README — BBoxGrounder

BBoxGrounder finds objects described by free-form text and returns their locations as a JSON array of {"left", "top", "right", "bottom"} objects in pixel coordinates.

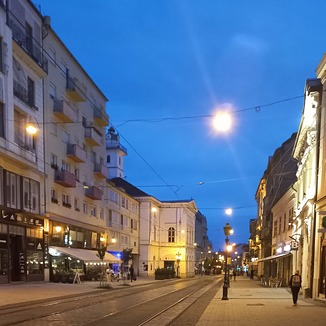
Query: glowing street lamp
[
  {"left": 213, "top": 112, "right": 232, "bottom": 132},
  {"left": 225, "top": 208, "right": 233, "bottom": 216}
]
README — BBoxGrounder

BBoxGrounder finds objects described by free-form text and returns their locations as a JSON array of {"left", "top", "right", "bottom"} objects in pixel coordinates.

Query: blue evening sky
[{"left": 36, "top": 0, "right": 325, "bottom": 250}]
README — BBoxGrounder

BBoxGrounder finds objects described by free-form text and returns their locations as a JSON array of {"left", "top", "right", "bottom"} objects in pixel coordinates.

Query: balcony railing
[
  {"left": 66, "top": 77, "right": 86, "bottom": 102},
  {"left": 84, "top": 124, "right": 102, "bottom": 146},
  {"left": 54, "top": 170, "right": 77, "bottom": 188},
  {"left": 85, "top": 186, "right": 102, "bottom": 200},
  {"left": 53, "top": 100, "right": 77, "bottom": 122},
  {"left": 94, "top": 163, "right": 108, "bottom": 179},
  {"left": 8, "top": 14, "right": 48, "bottom": 73},
  {"left": 67, "top": 144, "right": 86, "bottom": 163},
  {"left": 106, "top": 139, "right": 128, "bottom": 154},
  {"left": 93, "top": 106, "right": 109, "bottom": 126},
  {"left": 13, "top": 80, "right": 37, "bottom": 109}
]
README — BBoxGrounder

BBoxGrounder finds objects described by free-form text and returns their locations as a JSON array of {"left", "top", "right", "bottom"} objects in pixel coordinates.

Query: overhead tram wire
[
  {"left": 116, "top": 126, "right": 180, "bottom": 199},
  {"left": 114, "top": 95, "right": 305, "bottom": 127}
]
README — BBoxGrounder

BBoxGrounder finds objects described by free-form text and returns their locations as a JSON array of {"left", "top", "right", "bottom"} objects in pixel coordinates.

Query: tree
[
  {"left": 120, "top": 248, "right": 133, "bottom": 284},
  {"left": 97, "top": 245, "right": 107, "bottom": 287}
]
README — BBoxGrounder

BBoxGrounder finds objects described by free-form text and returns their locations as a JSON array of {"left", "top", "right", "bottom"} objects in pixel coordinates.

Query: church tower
[{"left": 106, "top": 127, "right": 128, "bottom": 179}]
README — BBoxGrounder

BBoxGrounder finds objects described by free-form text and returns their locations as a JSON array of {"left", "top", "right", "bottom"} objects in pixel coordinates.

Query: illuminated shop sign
[{"left": 0, "top": 210, "right": 43, "bottom": 227}]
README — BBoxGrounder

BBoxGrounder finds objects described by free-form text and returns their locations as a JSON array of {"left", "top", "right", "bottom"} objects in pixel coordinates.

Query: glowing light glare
[
  {"left": 26, "top": 124, "right": 38, "bottom": 134},
  {"left": 213, "top": 112, "right": 232, "bottom": 132},
  {"left": 225, "top": 208, "right": 233, "bottom": 216},
  {"left": 226, "top": 244, "right": 233, "bottom": 252}
]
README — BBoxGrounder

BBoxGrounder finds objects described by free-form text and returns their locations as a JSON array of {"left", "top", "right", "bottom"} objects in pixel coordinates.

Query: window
[
  {"left": 0, "top": 102, "right": 4, "bottom": 138},
  {"left": 49, "top": 83, "right": 56, "bottom": 99},
  {"left": 50, "top": 119, "right": 57, "bottom": 136},
  {"left": 62, "top": 128, "right": 70, "bottom": 144},
  {"left": 5, "top": 171, "right": 20, "bottom": 209},
  {"left": 14, "top": 110, "right": 35, "bottom": 150},
  {"left": 62, "top": 194, "right": 71, "bottom": 208},
  {"left": 90, "top": 205, "right": 96, "bottom": 217},
  {"left": 25, "top": 23, "right": 33, "bottom": 53},
  {"left": 273, "top": 221, "right": 277, "bottom": 237},
  {"left": 74, "top": 198, "right": 80, "bottom": 211},
  {"left": 107, "top": 155, "right": 110, "bottom": 163},
  {"left": 83, "top": 201, "right": 87, "bottom": 214},
  {"left": 51, "top": 188, "right": 58, "bottom": 203},
  {"left": 283, "top": 213, "right": 287, "bottom": 232},
  {"left": 278, "top": 217, "right": 281, "bottom": 235},
  {"left": 0, "top": 37, "right": 3, "bottom": 73},
  {"left": 100, "top": 208, "right": 104, "bottom": 220},
  {"left": 48, "top": 46, "right": 56, "bottom": 65},
  {"left": 62, "top": 160, "right": 70, "bottom": 172},
  {"left": 82, "top": 115, "right": 87, "bottom": 127},
  {"left": 91, "top": 151, "right": 96, "bottom": 163},
  {"left": 107, "top": 209, "right": 113, "bottom": 226},
  {"left": 50, "top": 154, "right": 58, "bottom": 169},
  {"left": 75, "top": 168, "right": 80, "bottom": 181},
  {"left": 27, "top": 77, "right": 35, "bottom": 108},
  {"left": 61, "top": 60, "right": 67, "bottom": 78},
  {"left": 168, "top": 227, "right": 175, "bottom": 243}
]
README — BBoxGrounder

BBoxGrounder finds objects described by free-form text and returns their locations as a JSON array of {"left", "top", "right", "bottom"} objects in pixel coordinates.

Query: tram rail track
[{"left": 0, "top": 277, "right": 222, "bottom": 326}]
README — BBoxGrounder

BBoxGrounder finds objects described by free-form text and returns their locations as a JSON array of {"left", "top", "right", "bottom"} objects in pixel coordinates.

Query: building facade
[{"left": 0, "top": 0, "right": 47, "bottom": 284}]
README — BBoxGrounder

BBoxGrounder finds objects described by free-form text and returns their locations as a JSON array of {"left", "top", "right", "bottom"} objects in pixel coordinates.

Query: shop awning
[
  {"left": 49, "top": 246, "right": 121, "bottom": 264},
  {"left": 257, "top": 252, "right": 292, "bottom": 263}
]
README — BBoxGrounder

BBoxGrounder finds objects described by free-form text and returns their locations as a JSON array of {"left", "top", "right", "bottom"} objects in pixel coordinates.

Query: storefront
[
  {"left": 257, "top": 252, "right": 292, "bottom": 286},
  {"left": 49, "top": 246, "right": 120, "bottom": 282},
  {"left": 0, "top": 211, "right": 44, "bottom": 284}
]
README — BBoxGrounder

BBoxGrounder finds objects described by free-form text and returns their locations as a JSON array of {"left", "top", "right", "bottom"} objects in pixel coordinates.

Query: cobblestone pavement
[{"left": 196, "top": 276, "right": 326, "bottom": 326}]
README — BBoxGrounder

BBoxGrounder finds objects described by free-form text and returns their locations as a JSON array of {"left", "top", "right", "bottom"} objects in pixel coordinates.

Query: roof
[{"left": 109, "top": 178, "right": 151, "bottom": 197}]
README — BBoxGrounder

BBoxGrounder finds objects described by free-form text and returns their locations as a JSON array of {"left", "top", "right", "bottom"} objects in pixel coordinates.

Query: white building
[{"left": 0, "top": 0, "right": 47, "bottom": 284}]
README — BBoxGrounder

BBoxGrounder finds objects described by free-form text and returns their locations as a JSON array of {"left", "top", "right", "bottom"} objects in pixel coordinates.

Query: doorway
[{"left": 10, "top": 234, "right": 25, "bottom": 282}]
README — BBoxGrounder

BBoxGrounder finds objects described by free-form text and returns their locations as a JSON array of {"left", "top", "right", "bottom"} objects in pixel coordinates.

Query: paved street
[{"left": 0, "top": 276, "right": 325, "bottom": 325}]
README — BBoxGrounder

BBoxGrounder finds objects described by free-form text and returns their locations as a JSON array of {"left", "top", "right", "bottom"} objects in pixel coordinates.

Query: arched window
[
  {"left": 106, "top": 155, "right": 111, "bottom": 163},
  {"left": 168, "top": 227, "right": 175, "bottom": 243}
]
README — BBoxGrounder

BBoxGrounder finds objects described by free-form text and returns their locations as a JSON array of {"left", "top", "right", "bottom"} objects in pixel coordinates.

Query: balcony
[
  {"left": 54, "top": 170, "right": 77, "bottom": 188},
  {"left": 94, "top": 163, "right": 108, "bottom": 179},
  {"left": 67, "top": 144, "right": 86, "bottom": 163},
  {"left": 53, "top": 100, "right": 77, "bottom": 122},
  {"left": 85, "top": 186, "right": 102, "bottom": 200},
  {"left": 8, "top": 15, "right": 48, "bottom": 75},
  {"left": 13, "top": 80, "right": 37, "bottom": 110},
  {"left": 84, "top": 125, "right": 102, "bottom": 146},
  {"left": 66, "top": 77, "right": 86, "bottom": 102},
  {"left": 93, "top": 106, "right": 109, "bottom": 127}
]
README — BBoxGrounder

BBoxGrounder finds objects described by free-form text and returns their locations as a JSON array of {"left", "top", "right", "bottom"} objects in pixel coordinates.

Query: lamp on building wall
[
  {"left": 26, "top": 117, "right": 41, "bottom": 135},
  {"left": 222, "top": 222, "right": 233, "bottom": 300}
]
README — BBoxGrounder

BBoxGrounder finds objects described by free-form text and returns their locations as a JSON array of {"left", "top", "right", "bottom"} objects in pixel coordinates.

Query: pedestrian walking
[
  {"left": 232, "top": 269, "right": 237, "bottom": 281},
  {"left": 129, "top": 265, "right": 135, "bottom": 282},
  {"left": 289, "top": 270, "right": 301, "bottom": 306},
  {"left": 106, "top": 265, "right": 114, "bottom": 283}
]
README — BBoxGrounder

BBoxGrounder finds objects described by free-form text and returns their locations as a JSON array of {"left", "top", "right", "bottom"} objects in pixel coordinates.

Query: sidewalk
[
  {"left": 196, "top": 276, "right": 326, "bottom": 326},
  {"left": 0, "top": 276, "right": 156, "bottom": 307}
]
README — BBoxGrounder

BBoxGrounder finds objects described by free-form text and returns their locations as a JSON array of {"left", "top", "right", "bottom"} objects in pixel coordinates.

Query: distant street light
[{"left": 222, "top": 222, "right": 233, "bottom": 300}]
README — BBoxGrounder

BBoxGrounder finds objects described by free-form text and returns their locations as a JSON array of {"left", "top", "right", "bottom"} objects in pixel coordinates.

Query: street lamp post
[{"left": 222, "top": 222, "right": 233, "bottom": 300}]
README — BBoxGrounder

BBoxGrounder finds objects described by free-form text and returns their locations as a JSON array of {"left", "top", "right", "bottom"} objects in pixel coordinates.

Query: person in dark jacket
[
  {"left": 129, "top": 265, "right": 134, "bottom": 282},
  {"left": 289, "top": 270, "right": 301, "bottom": 305}
]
